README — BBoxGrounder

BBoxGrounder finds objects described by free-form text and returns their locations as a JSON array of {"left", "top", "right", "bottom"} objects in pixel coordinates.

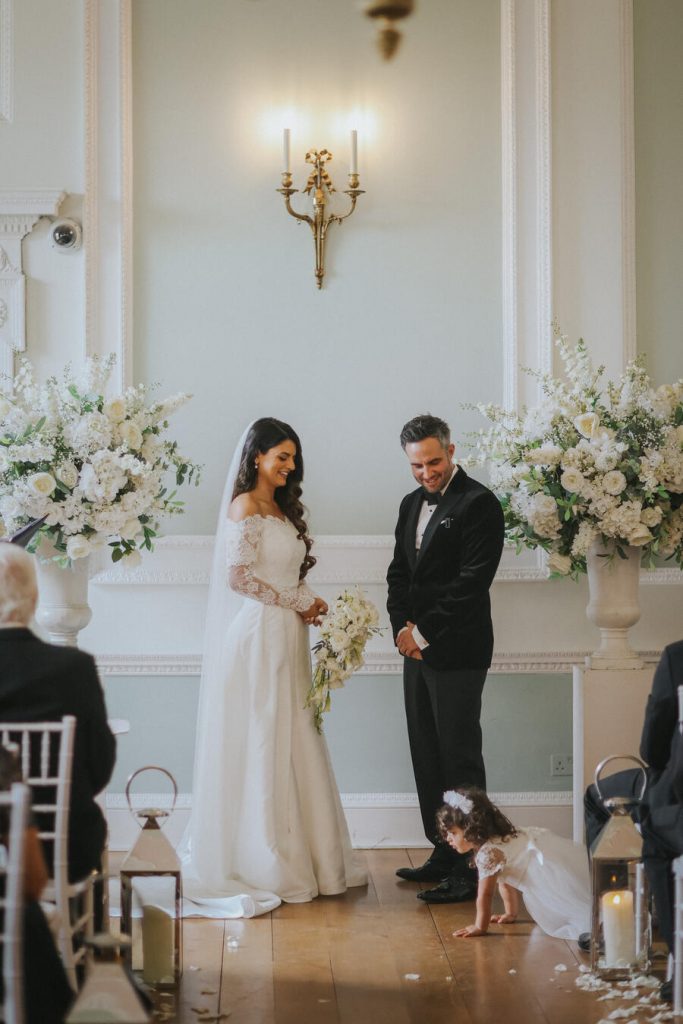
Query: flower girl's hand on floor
[{"left": 453, "top": 924, "right": 487, "bottom": 938}]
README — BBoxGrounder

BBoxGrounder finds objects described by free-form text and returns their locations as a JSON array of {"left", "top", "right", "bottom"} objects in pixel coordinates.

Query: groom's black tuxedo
[
  {"left": 0, "top": 628, "right": 116, "bottom": 883},
  {"left": 387, "top": 468, "right": 505, "bottom": 671},
  {"left": 387, "top": 468, "right": 504, "bottom": 874}
]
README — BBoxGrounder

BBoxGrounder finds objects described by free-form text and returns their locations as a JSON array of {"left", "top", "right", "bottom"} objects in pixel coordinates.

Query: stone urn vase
[
  {"left": 585, "top": 538, "right": 643, "bottom": 670},
  {"left": 34, "top": 538, "right": 92, "bottom": 647}
]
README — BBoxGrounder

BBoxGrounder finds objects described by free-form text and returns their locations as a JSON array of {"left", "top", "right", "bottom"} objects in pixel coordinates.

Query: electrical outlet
[{"left": 550, "top": 753, "right": 573, "bottom": 777}]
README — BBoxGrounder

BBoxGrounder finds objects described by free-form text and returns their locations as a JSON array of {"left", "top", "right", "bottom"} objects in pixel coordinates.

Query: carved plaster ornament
[{"left": 364, "top": 0, "right": 415, "bottom": 60}]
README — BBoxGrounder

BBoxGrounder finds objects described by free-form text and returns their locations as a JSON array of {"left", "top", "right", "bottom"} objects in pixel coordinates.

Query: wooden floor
[{"left": 140, "top": 849, "right": 667, "bottom": 1024}]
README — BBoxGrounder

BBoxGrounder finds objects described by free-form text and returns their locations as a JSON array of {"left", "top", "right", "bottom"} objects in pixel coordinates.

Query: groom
[{"left": 387, "top": 414, "right": 504, "bottom": 903}]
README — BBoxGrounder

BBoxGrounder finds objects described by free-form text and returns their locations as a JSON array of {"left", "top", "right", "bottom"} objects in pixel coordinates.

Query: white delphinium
[
  {"left": 0, "top": 354, "right": 200, "bottom": 564},
  {"left": 470, "top": 331, "right": 683, "bottom": 578}
]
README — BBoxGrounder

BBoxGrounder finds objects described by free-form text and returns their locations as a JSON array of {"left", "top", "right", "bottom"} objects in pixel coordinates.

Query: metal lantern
[
  {"left": 65, "top": 935, "right": 151, "bottom": 1023},
  {"left": 590, "top": 755, "right": 651, "bottom": 979},
  {"left": 120, "top": 767, "right": 183, "bottom": 987}
]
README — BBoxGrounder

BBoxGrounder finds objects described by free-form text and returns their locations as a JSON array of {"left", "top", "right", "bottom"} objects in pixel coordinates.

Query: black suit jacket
[
  {"left": 640, "top": 639, "right": 683, "bottom": 855},
  {"left": 387, "top": 468, "right": 505, "bottom": 671},
  {"left": 0, "top": 628, "right": 116, "bottom": 881}
]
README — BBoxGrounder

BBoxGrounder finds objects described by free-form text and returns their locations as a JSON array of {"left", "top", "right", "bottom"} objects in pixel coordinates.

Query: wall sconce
[{"left": 277, "top": 130, "right": 364, "bottom": 289}]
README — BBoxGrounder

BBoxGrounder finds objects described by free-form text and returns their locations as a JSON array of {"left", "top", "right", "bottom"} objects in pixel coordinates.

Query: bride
[{"left": 183, "top": 418, "right": 367, "bottom": 916}]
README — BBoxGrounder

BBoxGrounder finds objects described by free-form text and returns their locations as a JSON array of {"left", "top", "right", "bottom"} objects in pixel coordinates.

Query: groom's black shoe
[
  {"left": 417, "top": 875, "right": 478, "bottom": 904},
  {"left": 395, "top": 858, "right": 452, "bottom": 883}
]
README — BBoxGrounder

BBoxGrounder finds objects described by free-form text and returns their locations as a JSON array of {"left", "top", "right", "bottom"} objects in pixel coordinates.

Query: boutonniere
[{"left": 440, "top": 517, "right": 452, "bottom": 529}]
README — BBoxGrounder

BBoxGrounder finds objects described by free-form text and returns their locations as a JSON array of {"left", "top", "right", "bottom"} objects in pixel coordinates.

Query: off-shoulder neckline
[{"left": 227, "top": 512, "right": 291, "bottom": 527}]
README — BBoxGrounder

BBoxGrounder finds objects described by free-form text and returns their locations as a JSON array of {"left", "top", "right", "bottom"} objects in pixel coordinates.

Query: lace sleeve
[
  {"left": 226, "top": 517, "right": 316, "bottom": 613},
  {"left": 475, "top": 843, "right": 507, "bottom": 879}
]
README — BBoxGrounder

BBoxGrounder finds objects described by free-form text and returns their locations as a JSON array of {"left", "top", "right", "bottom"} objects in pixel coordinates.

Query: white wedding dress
[{"left": 182, "top": 513, "right": 367, "bottom": 917}]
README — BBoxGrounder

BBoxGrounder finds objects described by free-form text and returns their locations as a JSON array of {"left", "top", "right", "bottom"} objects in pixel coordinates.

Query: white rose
[
  {"left": 560, "top": 468, "right": 585, "bottom": 493},
  {"left": 119, "top": 518, "right": 141, "bottom": 541},
  {"left": 574, "top": 412, "right": 600, "bottom": 439},
  {"left": 547, "top": 551, "right": 572, "bottom": 576},
  {"left": 66, "top": 535, "right": 91, "bottom": 560},
  {"left": 627, "top": 524, "right": 653, "bottom": 547},
  {"left": 123, "top": 549, "right": 142, "bottom": 568},
  {"left": 525, "top": 445, "right": 563, "bottom": 466},
  {"left": 104, "top": 397, "right": 127, "bottom": 423},
  {"left": 641, "top": 506, "right": 663, "bottom": 528},
  {"left": 532, "top": 493, "right": 558, "bottom": 517},
  {"left": 119, "top": 421, "right": 143, "bottom": 450},
  {"left": 28, "top": 472, "right": 56, "bottom": 497},
  {"left": 590, "top": 425, "right": 616, "bottom": 445},
  {"left": 87, "top": 533, "right": 107, "bottom": 549},
  {"left": 56, "top": 462, "right": 79, "bottom": 489},
  {"left": 602, "top": 470, "right": 627, "bottom": 496}
]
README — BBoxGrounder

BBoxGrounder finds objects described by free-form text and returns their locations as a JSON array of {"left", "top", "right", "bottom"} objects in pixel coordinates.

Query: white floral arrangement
[
  {"left": 0, "top": 355, "right": 200, "bottom": 565},
  {"left": 306, "top": 587, "right": 382, "bottom": 732},
  {"left": 470, "top": 331, "right": 683, "bottom": 578}
]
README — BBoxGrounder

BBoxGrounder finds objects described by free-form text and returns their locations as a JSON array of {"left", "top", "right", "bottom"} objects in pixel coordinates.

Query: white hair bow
[{"left": 443, "top": 790, "right": 473, "bottom": 814}]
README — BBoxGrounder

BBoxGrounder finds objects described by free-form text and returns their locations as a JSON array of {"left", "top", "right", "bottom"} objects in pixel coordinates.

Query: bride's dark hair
[{"left": 232, "top": 418, "right": 316, "bottom": 579}]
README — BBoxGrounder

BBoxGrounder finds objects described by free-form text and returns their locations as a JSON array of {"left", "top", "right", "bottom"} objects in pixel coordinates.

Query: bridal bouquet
[
  {"left": 470, "top": 332, "right": 683, "bottom": 578},
  {"left": 0, "top": 355, "right": 200, "bottom": 565},
  {"left": 306, "top": 587, "right": 382, "bottom": 732}
]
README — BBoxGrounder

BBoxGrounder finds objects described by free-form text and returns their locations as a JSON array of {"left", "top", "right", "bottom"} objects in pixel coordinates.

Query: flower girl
[{"left": 439, "top": 788, "right": 590, "bottom": 940}]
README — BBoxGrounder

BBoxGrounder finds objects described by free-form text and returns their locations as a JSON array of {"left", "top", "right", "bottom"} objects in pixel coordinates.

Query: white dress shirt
[{"left": 402, "top": 465, "right": 458, "bottom": 651}]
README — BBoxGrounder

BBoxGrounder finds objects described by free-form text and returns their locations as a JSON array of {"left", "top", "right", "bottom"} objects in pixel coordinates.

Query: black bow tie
[{"left": 423, "top": 490, "right": 440, "bottom": 507}]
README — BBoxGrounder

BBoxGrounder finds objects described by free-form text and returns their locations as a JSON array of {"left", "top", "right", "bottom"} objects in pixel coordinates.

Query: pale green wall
[
  {"left": 131, "top": 0, "right": 502, "bottom": 536},
  {"left": 634, "top": 0, "right": 683, "bottom": 382},
  {"left": 103, "top": 673, "right": 573, "bottom": 794}
]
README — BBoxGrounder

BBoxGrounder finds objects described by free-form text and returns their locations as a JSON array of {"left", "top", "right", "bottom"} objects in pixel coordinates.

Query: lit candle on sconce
[
  {"left": 601, "top": 890, "right": 636, "bottom": 967},
  {"left": 350, "top": 129, "right": 358, "bottom": 175},
  {"left": 282, "top": 128, "right": 291, "bottom": 174}
]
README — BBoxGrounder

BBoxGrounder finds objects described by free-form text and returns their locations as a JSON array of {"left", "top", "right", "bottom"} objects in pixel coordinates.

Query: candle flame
[{"left": 613, "top": 894, "right": 621, "bottom": 905}]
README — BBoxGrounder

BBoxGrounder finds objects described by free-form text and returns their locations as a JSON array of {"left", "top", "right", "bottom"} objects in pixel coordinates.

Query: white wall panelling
[
  {"left": 0, "top": 190, "right": 66, "bottom": 378},
  {"left": 0, "top": 0, "right": 12, "bottom": 124},
  {"left": 84, "top": 533, "right": 680, "bottom": 677},
  {"left": 500, "top": 0, "right": 552, "bottom": 412},
  {"left": 84, "top": 0, "right": 132, "bottom": 387}
]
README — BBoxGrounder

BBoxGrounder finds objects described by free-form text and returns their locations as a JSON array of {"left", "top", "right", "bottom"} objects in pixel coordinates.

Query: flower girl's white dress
[
  {"left": 183, "top": 514, "right": 367, "bottom": 917},
  {"left": 476, "top": 827, "right": 591, "bottom": 939}
]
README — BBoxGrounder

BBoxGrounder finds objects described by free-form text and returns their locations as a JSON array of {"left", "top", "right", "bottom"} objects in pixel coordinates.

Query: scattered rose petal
[
  {"left": 189, "top": 965, "right": 201, "bottom": 971},
  {"left": 554, "top": 963, "right": 568, "bottom": 972},
  {"left": 445, "top": 976, "right": 452, "bottom": 981},
  {"left": 404, "top": 974, "right": 420, "bottom": 981},
  {"left": 226, "top": 937, "right": 240, "bottom": 949},
  {"left": 508, "top": 969, "right": 517, "bottom": 975},
  {"left": 317, "top": 1000, "right": 331, "bottom": 1004},
  {"left": 578, "top": 965, "right": 591, "bottom": 973}
]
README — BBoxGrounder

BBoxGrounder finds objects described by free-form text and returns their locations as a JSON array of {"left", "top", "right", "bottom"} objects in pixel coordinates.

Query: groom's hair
[{"left": 400, "top": 414, "right": 451, "bottom": 450}]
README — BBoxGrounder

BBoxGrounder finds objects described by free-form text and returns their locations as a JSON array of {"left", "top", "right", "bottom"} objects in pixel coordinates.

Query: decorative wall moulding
[
  {"left": 0, "top": 0, "right": 13, "bottom": 124},
  {"left": 0, "top": 190, "right": 66, "bottom": 377},
  {"left": 89, "top": 534, "right": 683, "bottom": 588},
  {"left": 95, "top": 648, "right": 661, "bottom": 679}
]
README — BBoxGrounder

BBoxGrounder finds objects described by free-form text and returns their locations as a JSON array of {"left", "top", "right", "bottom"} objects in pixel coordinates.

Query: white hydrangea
[
  {"left": 0, "top": 354, "right": 199, "bottom": 564},
  {"left": 471, "top": 335, "right": 683, "bottom": 575}
]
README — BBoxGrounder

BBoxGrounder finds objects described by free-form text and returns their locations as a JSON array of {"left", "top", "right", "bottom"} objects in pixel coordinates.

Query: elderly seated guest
[{"left": 0, "top": 544, "right": 116, "bottom": 887}]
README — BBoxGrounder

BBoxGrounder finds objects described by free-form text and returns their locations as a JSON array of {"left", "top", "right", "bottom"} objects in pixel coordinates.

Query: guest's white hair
[{"left": 0, "top": 545, "right": 38, "bottom": 625}]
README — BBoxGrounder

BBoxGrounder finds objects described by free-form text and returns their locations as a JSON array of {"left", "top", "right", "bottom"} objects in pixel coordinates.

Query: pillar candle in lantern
[
  {"left": 601, "top": 890, "right": 636, "bottom": 967},
  {"left": 142, "top": 904, "right": 175, "bottom": 985}
]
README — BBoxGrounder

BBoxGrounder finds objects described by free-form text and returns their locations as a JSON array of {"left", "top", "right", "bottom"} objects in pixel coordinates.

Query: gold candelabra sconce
[{"left": 277, "top": 130, "right": 365, "bottom": 290}]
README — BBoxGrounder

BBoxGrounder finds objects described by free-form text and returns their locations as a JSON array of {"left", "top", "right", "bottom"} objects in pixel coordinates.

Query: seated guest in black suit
[
  {"left": 584, "top": 639, "right": 683, "bottom": 997},
  {"left": 0, "top": 545, "right": 116, "bottom": 885},
  {"left": 0, "top": 745, "right": 72, "bottom": 1024}
]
